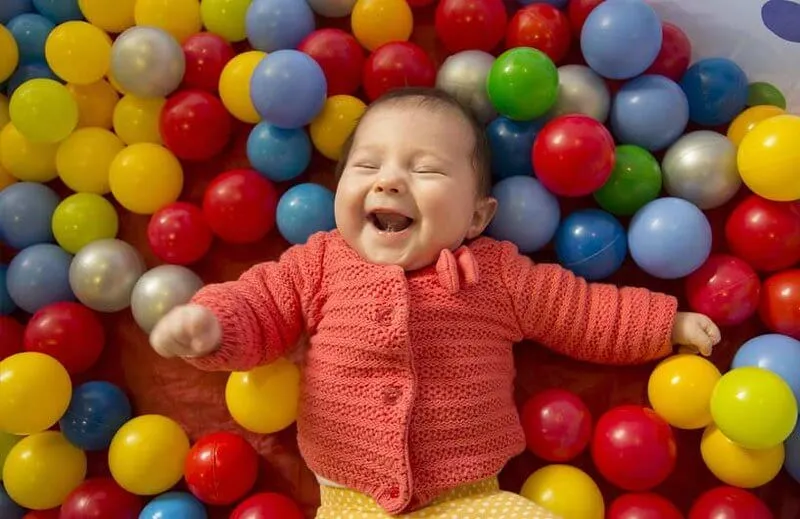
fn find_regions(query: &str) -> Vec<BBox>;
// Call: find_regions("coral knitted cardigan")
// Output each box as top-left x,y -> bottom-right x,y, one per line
185,230 -> 678,514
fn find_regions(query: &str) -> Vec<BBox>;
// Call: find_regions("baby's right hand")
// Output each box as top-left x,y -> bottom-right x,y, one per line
150,304 -> 222,359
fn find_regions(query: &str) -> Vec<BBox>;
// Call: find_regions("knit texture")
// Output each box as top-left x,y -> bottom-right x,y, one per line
186,231 -> 678,514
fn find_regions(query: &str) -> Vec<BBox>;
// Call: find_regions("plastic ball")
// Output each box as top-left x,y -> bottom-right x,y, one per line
363,41 -> 436,102
351,0 -> 413,52
51,193 -> 119,253
0,25 -> 19,83
485,176 -> 560,253
724,195 -> 800,272
506,4 -> 571,63
66,79 -> 119,129
147,202 -> 213,265
245,0 -> 314,52
130,265 -> 204,334
610,74 -> 689,151
727,105 -> 783,147
218,50 -> 264,124
110,26 -> 185,99
685,254 -> 760,327
297,28 -> 364,96
7,13 -> 54,65
139,492 -> 206,519
591,405 -> 677,491
56,128 -> 123,194
688,487 -> 773,519
200,0 -> 250,42
519,465 -> 604,519
486,47 -> 558,121
202,169 -> 278,244
60,477 -> 142,519
309,95 -> 366,161
580,0 -> 662,80
181,32 -> 235,92
435,50 -> 497,123
555,208 -> 627,280
44,21 -> 112,85
68,238 -> 146,313
275,183 -> 336,245
737,114 -> 800,202
700,424 -> 784,489
435,0 -> 506,53
0,0 -> 34,24
732,334 -> 800,405
608,493 -> 683,519
112,94 -> 165,145
229,492 -> 304,519
31,0 -> 82,23
77,0 -> 135,33
532,114 -> 615,197
519,388 -> 592,462
747,81 -> 786,109
643,22 -> 691,81
486,117 -> 540,180
133,0 -> 201,43
59,381 -> 132,452
593,145 -> 661,216
108,415 -> 191,496
680,58 -> 749,127
184,431 -> 259,505
0,181 -> 59,249
109,143 -> 184,215
6,243 -> 75,314
759,269 -> 800,339
2,431 -> 86,510
0,316 -> 23,357
9,78 -> 78,143
226,357 -> 300,434
627,197 -> 712,279
647,354 -> 721,430
247,122 -> 312,182
160,89 -> 232,161
545,64 -> 610,123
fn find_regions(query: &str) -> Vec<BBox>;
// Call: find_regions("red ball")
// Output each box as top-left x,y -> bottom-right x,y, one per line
60,477 -> 143,519
568,0 -> 605,36
22,510 -> 60,519
435,0 -> 508,53
298,29 -> 365,96
147,202 -> 213,265
609,493 -> 684,519
160,89 -> 233,161
685,254 -> 760,326
363,42 -> 436,102
532,114 -> 616,197
643,22 -> 691,82
182,32 -> 236,92
0,315 -> 24,361
520,388 -> 592,462
591,405 -> 677,491
202,169 -> 278,244
759,269 -> 800,339
724,195 -> 800,272
688,487 -> 773,519
23,302 -> 104,375
230,493 -> 304,519
185,431 -> 259,505
506,4 -> 572,64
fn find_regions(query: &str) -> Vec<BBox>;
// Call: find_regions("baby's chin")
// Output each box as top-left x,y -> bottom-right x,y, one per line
350,235 -> 436,272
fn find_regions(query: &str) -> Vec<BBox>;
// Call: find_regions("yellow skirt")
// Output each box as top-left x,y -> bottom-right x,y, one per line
316,478 -> 562,519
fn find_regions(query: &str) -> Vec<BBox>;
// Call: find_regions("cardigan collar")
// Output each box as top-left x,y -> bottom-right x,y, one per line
436,246 -> 479,294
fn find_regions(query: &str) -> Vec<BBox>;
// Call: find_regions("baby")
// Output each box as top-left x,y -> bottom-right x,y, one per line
150,87 -> 721,519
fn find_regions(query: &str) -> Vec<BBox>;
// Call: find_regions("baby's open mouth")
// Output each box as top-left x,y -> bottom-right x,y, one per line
369,211 -> 414,232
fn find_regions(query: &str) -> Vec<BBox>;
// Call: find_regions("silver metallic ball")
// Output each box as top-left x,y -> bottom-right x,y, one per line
306,0 -> 357,17
69,239 -> 146,313
110,26 -> 185,98
435,50 -> 497,124
131,265 -> 204,334
545,64 -> 610,123
662,131 -> 742,210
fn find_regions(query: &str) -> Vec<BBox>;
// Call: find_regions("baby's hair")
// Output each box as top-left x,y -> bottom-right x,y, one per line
334,87 -> 493,198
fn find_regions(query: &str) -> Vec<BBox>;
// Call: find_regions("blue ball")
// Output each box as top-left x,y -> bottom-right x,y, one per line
6,61 -> 59,96
0,265 -> 16,315
787,424 -> 800,484
247,122 -> 312,183
610,75 -> 689,151
486,176 -> 560,253
250,49 -> 327,129
0,182 -> 60,249
139,492 -> 207,519
486,117 -> 541,180
7,13 -> 54,64
732,334 -> 800,405
245,0 -> 315,52
276,183 -> 336,245
0,482 -> 25,519
0,0 -> 33,24
580,0 -> 663,80
60,381 -> 133,451
6,243 -> 75,314
555,209 -> 627,280
32,0 -> 82,23
628,197 -> 712,279
679,58 -> 749,127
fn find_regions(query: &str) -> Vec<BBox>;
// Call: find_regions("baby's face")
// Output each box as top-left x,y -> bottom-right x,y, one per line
334,102 -> 496,271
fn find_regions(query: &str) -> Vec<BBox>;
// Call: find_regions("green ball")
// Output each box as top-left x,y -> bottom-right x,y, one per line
747,82 -> 786,110
486,47 -> 559,121
593,145 -> 662,216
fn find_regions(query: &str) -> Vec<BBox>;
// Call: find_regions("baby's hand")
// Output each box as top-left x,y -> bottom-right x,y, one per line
671,311 -> 721,357
150,304 -> 222,359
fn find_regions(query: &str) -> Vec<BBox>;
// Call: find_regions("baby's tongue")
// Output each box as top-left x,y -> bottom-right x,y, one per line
375,213 -> 412,232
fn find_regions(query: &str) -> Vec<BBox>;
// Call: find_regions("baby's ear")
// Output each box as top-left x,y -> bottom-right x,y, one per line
466,196 -> 498,239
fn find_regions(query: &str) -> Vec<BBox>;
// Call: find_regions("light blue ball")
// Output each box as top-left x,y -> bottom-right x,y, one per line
139,492 -> 207,519
247,122 -> 312,183
6,13 -> 55,64
732,333 -> 800,405
6,243 -> 75,314
32,0 -> 83,23
245,0 -> 315,52
486,176 -> 560,253
276,183 -> 336,245
0,181 -> 60,250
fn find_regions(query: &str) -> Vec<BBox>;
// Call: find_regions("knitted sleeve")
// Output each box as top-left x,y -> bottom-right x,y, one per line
500,242 -> 677,365
182,232 -> 328,372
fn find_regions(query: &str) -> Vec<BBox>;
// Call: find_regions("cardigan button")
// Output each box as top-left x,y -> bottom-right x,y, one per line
382,385 -> 400,405
370,306 -> 392,322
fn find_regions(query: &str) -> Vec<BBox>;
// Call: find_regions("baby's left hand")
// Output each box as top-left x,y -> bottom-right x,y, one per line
671,311 -> 721,357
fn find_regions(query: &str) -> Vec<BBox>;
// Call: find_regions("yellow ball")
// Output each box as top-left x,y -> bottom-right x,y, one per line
0,432 -> 22,480
108,414 -> 190,495
9,78 -> 79,143
700,424 -> 784,488
727,105 -> 784,147
310,95 -> 367,161
0,25 -> 18,84
0,123 -> 59,182
200,0 -> 250,42
351,0 -> 413,51
57,127 -> 125,194
219,50 -> 265,124
78,0 -> 136,33
113,94 -> 165,145
67,80 -> 120,130
45,21 -> 113,85
226,357 -> 300,434
647,354 -> 721,430
0,352 -> 72,435
3,431 -> 87,510
0,93 -> 10,129
52,193 -> 120,253
520,464 -> 604,519
109,143 -> 183,214
738,114 -> 800,202
134,0 -> 203,43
